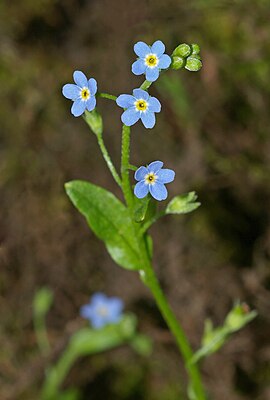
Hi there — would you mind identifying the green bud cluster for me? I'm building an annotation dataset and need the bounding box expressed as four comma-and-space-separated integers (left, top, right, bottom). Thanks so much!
171, 43, 202, 72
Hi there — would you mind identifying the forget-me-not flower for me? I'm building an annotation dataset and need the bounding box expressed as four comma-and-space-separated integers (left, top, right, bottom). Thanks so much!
132, 40, 171, 82
80, 293, 124, 329
116, 88, 161, 129
134, 161, 175, 201
62, 71, 97, 117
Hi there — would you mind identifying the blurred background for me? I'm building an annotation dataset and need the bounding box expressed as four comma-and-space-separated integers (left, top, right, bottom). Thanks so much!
1, 0, 270, 399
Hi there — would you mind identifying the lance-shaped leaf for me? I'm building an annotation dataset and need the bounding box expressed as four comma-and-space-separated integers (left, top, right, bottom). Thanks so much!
65, 180, 142, 270
166, 191, 201, 215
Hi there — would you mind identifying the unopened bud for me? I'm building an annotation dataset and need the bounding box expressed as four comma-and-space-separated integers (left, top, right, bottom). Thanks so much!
84, 109, 103, 136
185, 56, 202, 72
191, 43, 200, 55
171, 56, 185, 70
173, 43, 191, 58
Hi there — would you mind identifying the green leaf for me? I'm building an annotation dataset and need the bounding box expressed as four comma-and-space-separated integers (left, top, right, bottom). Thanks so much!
166, 192, 201, 215
70, 314, 137, 356
42, 315, 137, 400
191, 303, 257, 364
65, 180, 142, 270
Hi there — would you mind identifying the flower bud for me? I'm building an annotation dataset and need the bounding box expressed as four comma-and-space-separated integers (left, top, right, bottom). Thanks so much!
185, 56, 202, 72
84, 109, 103, 136
191, 43, 200, 55
225, 302, 257, 332
171, 56, 185, 70
173, 43, 191, 58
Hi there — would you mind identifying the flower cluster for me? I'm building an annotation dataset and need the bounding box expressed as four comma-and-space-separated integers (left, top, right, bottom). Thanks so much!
80, 293, 124, 329
62, 40, 178, 201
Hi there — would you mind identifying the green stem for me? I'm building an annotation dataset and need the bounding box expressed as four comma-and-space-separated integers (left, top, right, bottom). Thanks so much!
140, 211, 165, 234
34, 315, 50, 356
96, 131, 122, 187
140, 80, 153, 91
121, 124, 134, 209
142, 263, 206, 400
97, 92, 117, 101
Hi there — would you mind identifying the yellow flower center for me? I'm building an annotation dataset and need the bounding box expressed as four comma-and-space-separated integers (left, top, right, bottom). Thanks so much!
80, 87, 90, 101
97, 306, 108, 317
145, 172, 157, 185
135, 99, 148, 112
145, 54, 158, 68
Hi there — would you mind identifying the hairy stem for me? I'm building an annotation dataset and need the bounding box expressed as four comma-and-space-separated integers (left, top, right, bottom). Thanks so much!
121, 124, 134, 209
142, 263, 207, 400
97, 92, 117, 101
96, 131, 122, 187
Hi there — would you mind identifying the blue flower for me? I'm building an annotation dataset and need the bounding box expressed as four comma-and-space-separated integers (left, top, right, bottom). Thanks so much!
132, 40, 171, 82
80, 293, 124, 329
134, 161, 175, 201
62, 71, 97, 117
116, 89, 161, 129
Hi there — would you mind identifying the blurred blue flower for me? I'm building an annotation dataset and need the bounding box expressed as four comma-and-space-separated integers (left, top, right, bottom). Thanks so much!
62, 71, 97, 117
80, 293, 124, 329
132, 40, 171, 82
116, 88, 161, 129
134, 161, 175, 201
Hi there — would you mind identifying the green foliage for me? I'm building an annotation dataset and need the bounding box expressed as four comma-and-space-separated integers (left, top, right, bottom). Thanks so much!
191, 302, 257, 364
166, 192, 201, 215
65, 180, 142, 270
42, 314, 138, 400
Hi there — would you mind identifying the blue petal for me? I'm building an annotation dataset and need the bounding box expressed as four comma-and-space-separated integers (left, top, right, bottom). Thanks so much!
116, 94, 135, 108
134, 41, 151, 57
108, 298, 124, 316
86, 96, 96, 111
148, 161, 163, 172
157, 169, 175, 183
121, 108, 140, 126
150, 182, 168, 201
91, 292, 107, 306
148, 96, 161, 113
151, 40, 165, 56
141, 111, 156, 129
80, 304, 94, 319
145, 67, 160, 82
134, 181, 149, 199
135, 166, 148, 181
132, 59, 147, 75
62, 84, 80, 100
91, 315, 106, 329
88, 78, 97, 95
73, 70, 88, 87
71, 99, 86, 117
132, 88, 149, 100
158, 54, 172, 69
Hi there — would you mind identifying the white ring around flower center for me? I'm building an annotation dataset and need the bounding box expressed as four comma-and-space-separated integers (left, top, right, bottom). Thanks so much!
144, 172, 157, 185
97, 306, 109, 317
80, 87, 90, 101
144, 53, 159, 68
135, 99, 148, 113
